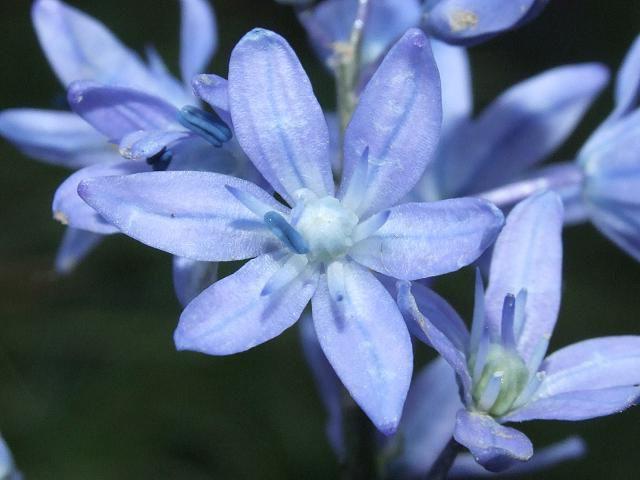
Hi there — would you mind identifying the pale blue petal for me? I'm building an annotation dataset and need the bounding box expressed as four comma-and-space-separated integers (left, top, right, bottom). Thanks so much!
454, 410, 533, 472
387, 358, 463, 478
0, 436, 20, 480
340, 29, 442, 218
172, 257, 219, 307
299, 314, 345, 460
440, 63, 608, 196
580, 111, 640, 260
431, 39, 472, 134
175, 252, 318, 354
228, 29, 334, 204
423, 0, 549, 46
504, 336, 640, 421
67, 81, 181, 142
145, 46, 194, 107
32, 0, 156, 89
485, 191, 564, 363
0, 109, 116, 168
192, 74, 229, 113
350, 199, 503, 280
611, 34, 640, 121
450, 436, 586, 478
78, 171, 286, 261
311, 262, 412, 434
53, 161, 147, 234
179, 0, 218, 84
54, 227, 104, 274
396, 281, 472, 404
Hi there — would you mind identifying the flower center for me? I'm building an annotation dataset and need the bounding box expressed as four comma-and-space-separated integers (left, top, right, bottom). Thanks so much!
470, 344, 529, 417
293, 196, 359, 262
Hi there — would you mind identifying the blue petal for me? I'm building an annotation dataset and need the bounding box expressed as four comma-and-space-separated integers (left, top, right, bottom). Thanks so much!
175, 252, 318, 354
179, 0, 218, 85
423, 0, 549, 46
228, 29, 334, 204
340, 29, 442, 218
192, 74, 229, 114
610, 34, 640, 122
396, 281, 472, 404
438, 63, 609, 197
298, 314, 345, 460
311, 262, 412, 434
387, 358, 463, 477
580, 110, 640, 260
485, 191, 564, 363
172, 257, 219, 307
454, 410, 533, 472
67, 82, 181, 143
54, 227, 104, 274
32, 0, 159, 92
505, 336, 640, 422
350, 198, 503, 280
78, 171, 287, 261
431, 39, 472, 134
53, 161, 147, 234
0, 109, 116, 168
450, 436, 586, 478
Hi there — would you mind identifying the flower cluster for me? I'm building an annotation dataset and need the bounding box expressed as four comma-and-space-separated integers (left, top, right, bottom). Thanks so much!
1, 0, 639, 477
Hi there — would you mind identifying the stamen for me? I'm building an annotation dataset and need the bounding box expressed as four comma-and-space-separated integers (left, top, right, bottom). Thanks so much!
261, 254, 309, 296
264, 211, 310, 254
473, 327, 490, 381
226, 185, 274, 218
341, 146, 370, 212
512, 371, 545, 411
351, 209, 389, 244
478, 372, 503, 412
327, 261, 346, 303
178, 105, 232, 147
513, 288, 528, 338
146, 147, 173, 171
469, 269, 486, 354
526, 336, 550, 377
501, 294, 517, 350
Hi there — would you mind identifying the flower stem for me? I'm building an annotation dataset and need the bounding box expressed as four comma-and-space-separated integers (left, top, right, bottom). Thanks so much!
335, 0, 371, 136
425, 437, 462, 480
340, 393, 378, 480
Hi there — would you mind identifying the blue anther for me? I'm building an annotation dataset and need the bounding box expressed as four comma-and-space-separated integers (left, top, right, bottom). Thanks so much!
178, 105, 232, 147
146, 147, 173, 171
263, 211, 309, 254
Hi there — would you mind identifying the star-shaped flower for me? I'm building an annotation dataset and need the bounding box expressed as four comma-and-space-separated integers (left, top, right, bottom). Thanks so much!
398, 191, 640, 471
78, 27, 504, 433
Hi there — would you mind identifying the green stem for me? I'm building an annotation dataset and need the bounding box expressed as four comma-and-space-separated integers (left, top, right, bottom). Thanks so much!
425, 437, 462, 480
339, 393, 379, 480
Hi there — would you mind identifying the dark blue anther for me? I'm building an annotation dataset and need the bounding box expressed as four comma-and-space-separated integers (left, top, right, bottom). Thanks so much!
146, 147, 173, 171
178, 105, 232, 147
263, 211, 309, 254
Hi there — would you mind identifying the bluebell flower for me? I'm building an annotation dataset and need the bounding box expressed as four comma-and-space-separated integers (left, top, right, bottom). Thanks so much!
387, 358, 587, 478
421, 0, 550, 46
398, 191, 640, 471
469, 35, 640, 260
0, 0, 229, 285
77, 28, 504, 433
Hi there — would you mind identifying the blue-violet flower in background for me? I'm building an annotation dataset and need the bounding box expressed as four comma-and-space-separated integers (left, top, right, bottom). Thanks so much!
398, 191, 640, 471
77, 28, 504, 433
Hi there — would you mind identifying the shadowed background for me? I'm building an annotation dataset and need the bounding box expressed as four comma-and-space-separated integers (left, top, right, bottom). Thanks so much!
0, 0, 639, 478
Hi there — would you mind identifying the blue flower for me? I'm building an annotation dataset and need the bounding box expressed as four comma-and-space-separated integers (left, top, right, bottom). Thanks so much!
0, 0, 228, 282
77, 28, 504, 433
0, 435, 21, 480
398, 191, 640, 471
422, 0, 550, 46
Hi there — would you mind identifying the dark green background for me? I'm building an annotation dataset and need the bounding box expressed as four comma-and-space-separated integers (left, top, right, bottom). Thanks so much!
1, 0, 639, 478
